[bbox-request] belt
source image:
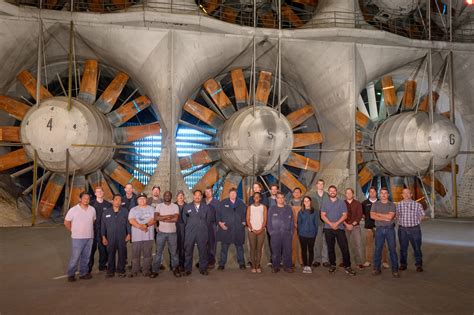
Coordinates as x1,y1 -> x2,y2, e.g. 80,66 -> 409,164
399,225 -> 420,228
376,224 -> 395,228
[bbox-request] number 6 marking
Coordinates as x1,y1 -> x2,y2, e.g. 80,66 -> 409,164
449,134 -> 455,145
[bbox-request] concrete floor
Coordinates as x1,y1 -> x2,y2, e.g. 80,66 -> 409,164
1,219 -> 473,314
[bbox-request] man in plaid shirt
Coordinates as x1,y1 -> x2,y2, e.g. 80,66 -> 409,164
396,188 -> 426,272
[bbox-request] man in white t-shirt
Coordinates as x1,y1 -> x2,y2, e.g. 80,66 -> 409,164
128,193 -> 156,277
150,191 -> 180,278
64,192 -> 96,282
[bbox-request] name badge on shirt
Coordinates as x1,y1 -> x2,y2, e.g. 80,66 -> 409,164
273,213 -> 278,216
106,214 -> 111,218
187,209 -> 192,213
225,205 -> 229,208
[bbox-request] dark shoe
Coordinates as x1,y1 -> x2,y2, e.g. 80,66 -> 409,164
372,269 -> 381,276
143,272 -> 151,277
344,267 -> 356,276
322,262 -> 330,268
178,266 -> 185,273
118,273 -> 127,278
207,264 -> 215,270
79,273 -> 92,280
105,273 -> 115,278
284,268 -> 294,273
173,268 -> 181,277
217,266 -> 225,271
312,262 -> 321,268
200,270 -> 209,276
160,264 -> 166,271
239,265 -> 246,270
128,272 -> 138,278
67,276 -> 76,282
328,266 -> 336,273
392,272 -> 401,278
338,262 -> 344,268
149,272 -> 159,278
399,265 -> 407,271
416,266 -> 424,272
99,266 -> 107,272
357,264 -> 365,269
271,268 -> 280,273
184,271 -> 192,276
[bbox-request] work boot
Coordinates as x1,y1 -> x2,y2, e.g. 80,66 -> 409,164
149,272 -> 159,278
79,274 -> 92,280
173,268 -> 181,277
312,262 -> 321,268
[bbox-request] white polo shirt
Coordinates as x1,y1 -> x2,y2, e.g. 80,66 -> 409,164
65,204 -> 96,239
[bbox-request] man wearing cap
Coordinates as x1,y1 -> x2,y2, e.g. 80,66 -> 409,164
101,194 -> 130,278
216,188 -> 247,270
64,192 -> 96,282
204,186 -> 219,269
183,189 -> 211,276
151,191 -> 181,278
128,192 -> 156,277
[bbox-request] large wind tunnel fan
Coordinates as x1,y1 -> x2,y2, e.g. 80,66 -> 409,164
0,60 -> 161,220
9,0 -> 140,12
356,64 -> 461,210
197,0 -> 318,29
177,67 -> 323,200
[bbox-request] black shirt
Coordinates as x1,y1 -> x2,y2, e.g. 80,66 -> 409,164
361,199 -> 377,229
122,194 -> 137,211
90,199 -> 112,238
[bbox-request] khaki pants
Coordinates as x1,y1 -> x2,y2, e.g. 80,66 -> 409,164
346,225 -> 363,265
292,231 -> 303,266
365,228 -> 387,264
248,230 -> 266,268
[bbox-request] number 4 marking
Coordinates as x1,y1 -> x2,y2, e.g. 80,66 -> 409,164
47,118 -> 53,131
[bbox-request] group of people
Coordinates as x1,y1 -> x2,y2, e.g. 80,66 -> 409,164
64,179 -> 426,282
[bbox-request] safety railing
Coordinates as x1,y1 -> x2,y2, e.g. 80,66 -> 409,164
5,0 -> 474,43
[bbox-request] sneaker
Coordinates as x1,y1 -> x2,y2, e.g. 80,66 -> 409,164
251,268 -> 257,273
67,276 -> 76,282
267,262 -> 273,267
382,262 -> 389,269
344,267 -> 356,276
328,266 -> 336,273
79,274 -> 92,280
322,262 -> 330,268
416,266 -> 424,272
256,266 -> 262,273
392,272 -> 400,278
173,268 -> 182,277
363,261 -> 371,267
307,267 -> 313,274
312,262 -> 321,268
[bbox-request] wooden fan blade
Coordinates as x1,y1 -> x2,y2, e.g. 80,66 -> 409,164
0,96 -> 30,120
418,92 -> 439,112
95,72 -> 129,113
0,126 -> 20,142
275,167 -> 307,195
255,71 -> 272,106
103,160 -> 145,193
183,99 -> 224,129
107,95 -> 152,127
389,176 -> 404,202
293,132 -> 323,148
421,175 -> 446,197
286,105 -> 314,129
203,79 -> 235,119
17,70 -> 53,101
114,122 -> 160,143
358,162 -> 381,187
0,148 -> 31,172
402,80 -> 417,110
231,68 -> 248,109
220,173 -> 242,200
78,60 -> 98,105
281,4 -> 304,28
38,173 -> 66,218
285,152 -> 320,172
87,170 -> 114,201
193,162 -> 229,192
179,150 -> 220,170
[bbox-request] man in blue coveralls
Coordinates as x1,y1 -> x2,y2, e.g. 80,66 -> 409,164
204,186 -> 219,269
267,191 -> 294,273
101,194 -> 131,278
217,188 -> 247,270
183,189 -> 211,276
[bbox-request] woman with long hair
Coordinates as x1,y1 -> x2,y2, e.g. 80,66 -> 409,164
246,192 -> 267,273
297,196 -> 318,273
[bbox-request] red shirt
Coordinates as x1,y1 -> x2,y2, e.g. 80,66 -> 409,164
344,199 -> 363,225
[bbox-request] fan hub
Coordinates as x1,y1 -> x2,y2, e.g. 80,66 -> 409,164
20,97 -> 114,174
218,106 -> 293,176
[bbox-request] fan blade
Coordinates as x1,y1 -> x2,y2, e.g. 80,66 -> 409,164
421,175 -> 446,197
389,176 -> 404,202
193,162 -> 229,192
114,122 -> 160,144
87,170 -> 114,201
440,111 -> 451,119
78,60 -> 98,105
201,0 -> 221,14
111,0 -> 133,9
402,80 -> 417,110
0,126 -> 20,142
358,162 -> 381,187
222,7 -> 239,23
69,175 -> 87,208
95,72 -> 129,113
285,152 -> 320,172
255,71 -> 272,106
0,96 -> 30,120
292,0 -> 316,5
179,150 -> 220,170
366,82 -> 379,120
381,76 -> 397,114
286,105 -> 314,129
0,148 -> 31,172
38,173 -> 66,218
203,79 -> 235,119
17,70 -> 53,101
293,132 -> 323,148
440,163 -> 458,173
183,99 -> 224,129
356,111 -> 376,131
103,160 -> 145,193
231,68 -> 249,109
281,4 -> 304,28
259,11 -> 276,28
106,95 -> 152,127
220,173 -> 242,200
418,91 -> 439,112
275,167 -> 307,195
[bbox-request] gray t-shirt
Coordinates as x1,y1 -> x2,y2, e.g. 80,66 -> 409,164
321,198 -> 347,230
372,201 -> 396,227
128,205 -> 155,242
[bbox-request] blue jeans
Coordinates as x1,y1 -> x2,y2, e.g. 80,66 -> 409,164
152,232 -> 179,272
67,238 -> 93,277
398,225 -> 423,267
374,225 -> 398,272
219,243 -> 245,267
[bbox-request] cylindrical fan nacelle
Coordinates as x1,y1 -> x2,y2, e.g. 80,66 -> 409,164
374,112 -> 461,176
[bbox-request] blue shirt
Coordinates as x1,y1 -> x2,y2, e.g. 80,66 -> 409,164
321,198 -> 347,230
297,209 -> 318,238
